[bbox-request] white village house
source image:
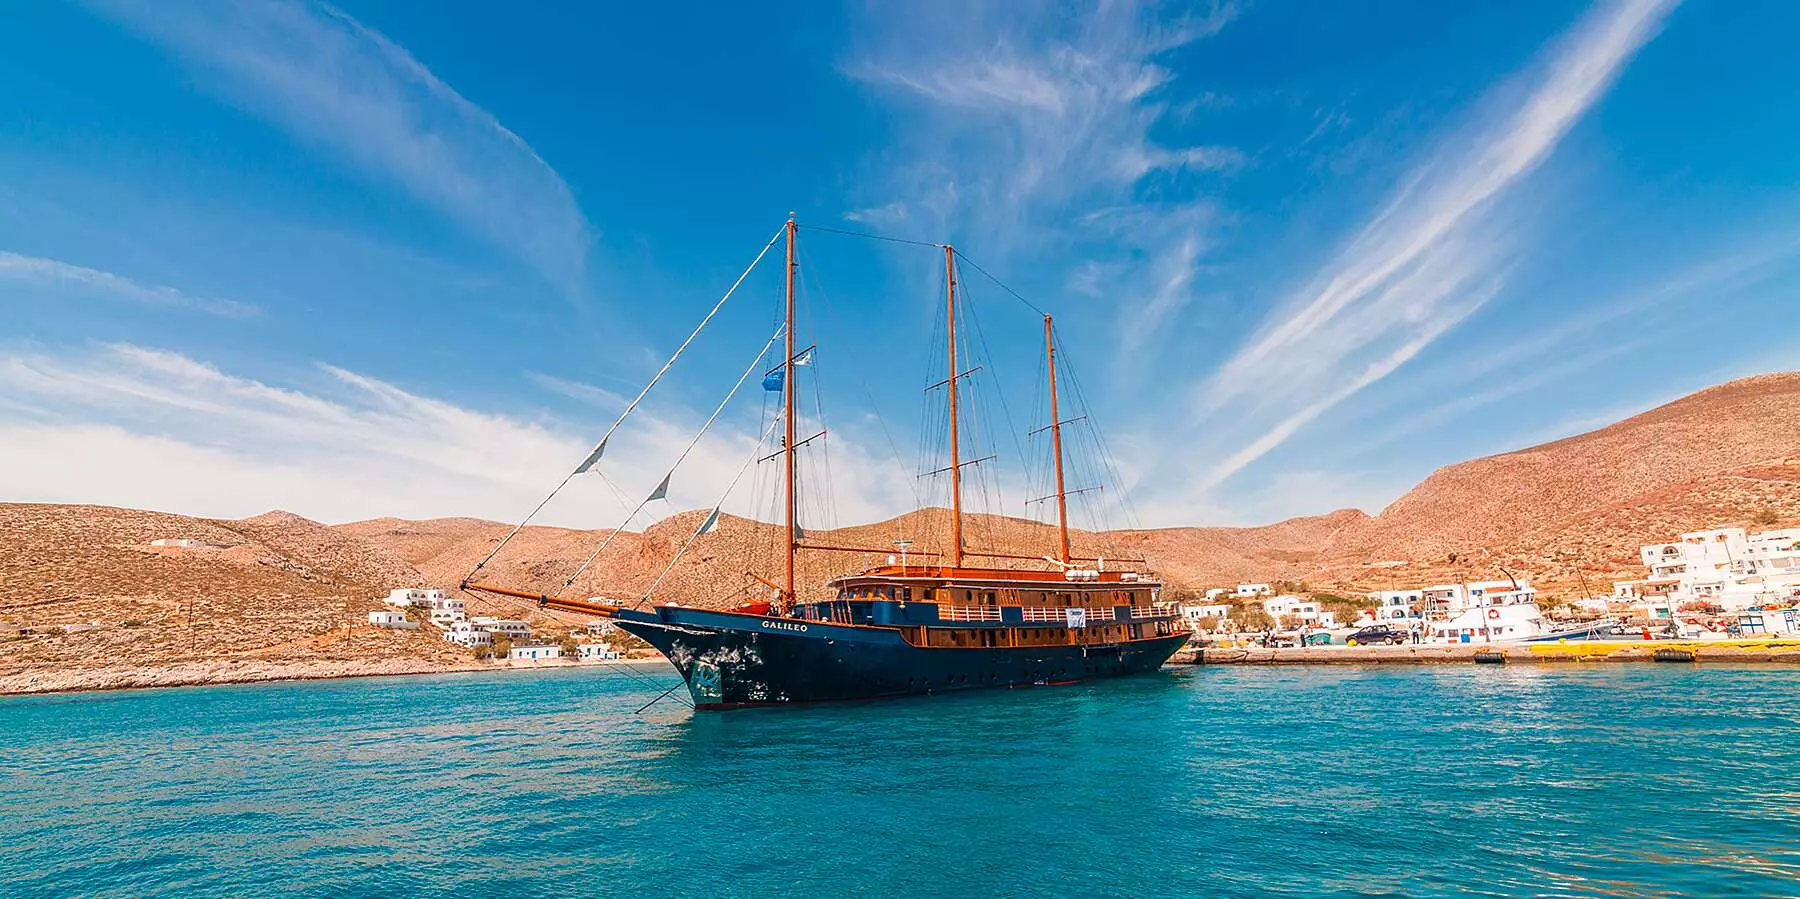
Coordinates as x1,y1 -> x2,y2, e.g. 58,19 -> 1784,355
509,644 -> 562,662
1235,583 -> 1272,598
1615,527 -> 1800,611
470,617 -> 532,641
368,610 -> 418,630
1364,589 -> 1425,625
427,592 -> 465,626
1261,595 -> 1337,627
1179,603 -> 1233,632
442,621 -> 491,647
384,588 -> 427,608
577,643 -> 622,661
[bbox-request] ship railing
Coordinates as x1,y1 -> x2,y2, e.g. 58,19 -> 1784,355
940,605 -> 1003,622
1020,607 -> 1064,622
1131,604 -> 1180,619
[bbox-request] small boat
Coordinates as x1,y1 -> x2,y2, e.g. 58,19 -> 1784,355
1428,600 -> 1614,644
465,217 -> 1186,708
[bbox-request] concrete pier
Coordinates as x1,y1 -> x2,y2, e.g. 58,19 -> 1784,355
1171,639 -> 1800,665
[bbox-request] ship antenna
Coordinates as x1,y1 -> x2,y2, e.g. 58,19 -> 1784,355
944,244 -> 965,569
1045,314 -> 1071,565
784,214 -> 799,608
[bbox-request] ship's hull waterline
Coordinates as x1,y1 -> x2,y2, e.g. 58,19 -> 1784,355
614,609 -> 1190,709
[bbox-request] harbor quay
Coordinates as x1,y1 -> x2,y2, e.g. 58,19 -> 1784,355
1173,639 -> 1800,665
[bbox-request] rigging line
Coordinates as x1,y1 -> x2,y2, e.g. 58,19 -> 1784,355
593,470 -> 639,518
1053,322 -> 1145,530
466,221 -> 787,581
795,254 -> 838,533
444,590 -> 677,692
635,681 -> 687,714
634,413 -> 784,609
563,324 -> 787,590
798,223 -> 943,249
952,248 -> 1047,317
960,275 -> 1030,514
796,241 -> 924,511
582,651 -> 691,703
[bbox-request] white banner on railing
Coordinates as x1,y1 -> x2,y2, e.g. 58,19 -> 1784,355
1066,608 -> 1087,629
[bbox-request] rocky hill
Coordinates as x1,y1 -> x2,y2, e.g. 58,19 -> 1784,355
0,504 -> 475,692
1313,373 -> 1800,592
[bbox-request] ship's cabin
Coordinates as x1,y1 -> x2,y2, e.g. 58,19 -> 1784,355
784,564 -> 1182,646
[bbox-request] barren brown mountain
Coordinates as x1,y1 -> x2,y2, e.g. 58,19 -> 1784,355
1313,372 -> 1800,592
6,371 -> 1799,693
0,504 -> 479,693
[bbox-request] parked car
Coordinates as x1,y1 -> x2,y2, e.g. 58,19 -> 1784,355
1345,625 -> 1409,646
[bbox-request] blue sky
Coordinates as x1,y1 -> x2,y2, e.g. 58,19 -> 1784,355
3,0 -> 1798,531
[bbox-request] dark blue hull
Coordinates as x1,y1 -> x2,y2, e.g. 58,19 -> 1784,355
613,608 -> 1189,709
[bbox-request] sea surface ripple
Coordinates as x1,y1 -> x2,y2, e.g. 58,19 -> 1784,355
4,664 -> 1799,897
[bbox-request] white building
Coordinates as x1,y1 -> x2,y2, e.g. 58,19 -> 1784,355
1620,527 -> 1800,611
1235,584 -> 1272,598
470,617 -> 531,641
368,610 -> 418,629
1179,604 -> 1233,632
442,621 -> 491,647
1261,595 -> 1337,627
1419,580 -> 1537,615
1365,589 -> 1425,624
1738,607 -> 1800,636
509,644 -> 562,661
1203,588 -> 1229,601
427,592 -> 465,626
577,643 -> 621,660
385,588 -> 424,607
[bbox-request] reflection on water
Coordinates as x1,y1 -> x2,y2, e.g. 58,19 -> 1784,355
4,664 -> 1799,896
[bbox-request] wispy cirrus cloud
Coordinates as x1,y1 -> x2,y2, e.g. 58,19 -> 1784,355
1184,0 -> 1681,493
86,0 -> 592,296
527,372 -> 628,411
0,251 -> 257,318
847,0 -> 1239,347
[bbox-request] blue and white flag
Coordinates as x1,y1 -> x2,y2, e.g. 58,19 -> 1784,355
793,347 -> 814,366
647,473 -> 671,502
696,507 -> 721,536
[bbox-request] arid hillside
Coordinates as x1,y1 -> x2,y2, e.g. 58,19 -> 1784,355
339,504 -> 1372,614
1313,373 -> 1800,593
0,504 -> 475,688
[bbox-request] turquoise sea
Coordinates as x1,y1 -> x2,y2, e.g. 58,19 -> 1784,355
4,663 -> 1799,897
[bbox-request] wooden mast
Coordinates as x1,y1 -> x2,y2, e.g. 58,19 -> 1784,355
944,244 -> 964,569
1044,314 -> 1071,565
784,215 -> 798,605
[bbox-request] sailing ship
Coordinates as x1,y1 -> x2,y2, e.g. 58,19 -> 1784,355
465,217 -> 1188,708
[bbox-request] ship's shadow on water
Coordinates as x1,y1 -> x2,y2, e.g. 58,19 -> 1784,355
5,664 -> 1800,898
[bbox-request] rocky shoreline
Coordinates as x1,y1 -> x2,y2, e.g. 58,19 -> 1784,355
0,656 -> 672,697
1174,639 -> 1800,665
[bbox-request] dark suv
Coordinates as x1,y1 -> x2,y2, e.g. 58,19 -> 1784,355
1346,625 -> 1409,646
